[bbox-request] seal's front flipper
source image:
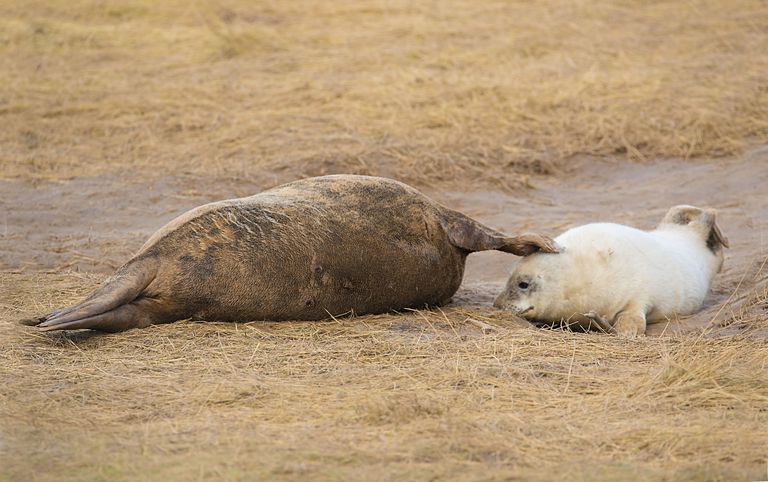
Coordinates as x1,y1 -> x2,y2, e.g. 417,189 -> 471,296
439,209 -> 560,256
613,305 -> 647,338
583,311 -> 615,334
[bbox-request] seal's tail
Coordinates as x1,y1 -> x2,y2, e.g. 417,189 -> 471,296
21,257 -> 160,332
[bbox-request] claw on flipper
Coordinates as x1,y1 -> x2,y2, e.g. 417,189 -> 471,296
583,311 -> 615,334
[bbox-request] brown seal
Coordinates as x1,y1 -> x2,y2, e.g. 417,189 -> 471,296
24,175 -> 557,332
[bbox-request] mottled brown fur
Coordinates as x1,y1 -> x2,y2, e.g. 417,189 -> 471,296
24,175 -> 556,332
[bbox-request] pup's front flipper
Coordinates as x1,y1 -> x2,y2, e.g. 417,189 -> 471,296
612,304 -> 647,338
583,311 -> 615,334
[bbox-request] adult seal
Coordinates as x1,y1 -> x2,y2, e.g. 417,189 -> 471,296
25,175 -> 557,332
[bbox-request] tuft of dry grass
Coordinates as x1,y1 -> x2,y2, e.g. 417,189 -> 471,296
2,0 -> 768,189
2,272 -> 767,481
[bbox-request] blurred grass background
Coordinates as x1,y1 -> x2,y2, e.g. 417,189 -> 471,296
2,0 -> 767,188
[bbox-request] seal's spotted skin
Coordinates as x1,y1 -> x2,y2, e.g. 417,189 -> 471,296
24,175 -> 557,332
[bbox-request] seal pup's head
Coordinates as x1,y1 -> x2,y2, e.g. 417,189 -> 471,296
492,237 -> 565,319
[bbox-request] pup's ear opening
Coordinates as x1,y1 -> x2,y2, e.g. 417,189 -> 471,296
499,233 -> 562,256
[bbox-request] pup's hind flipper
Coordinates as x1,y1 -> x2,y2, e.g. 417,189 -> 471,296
660,205 -> 729,252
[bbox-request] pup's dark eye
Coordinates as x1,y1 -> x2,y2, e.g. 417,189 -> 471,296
518,281 -> 529,290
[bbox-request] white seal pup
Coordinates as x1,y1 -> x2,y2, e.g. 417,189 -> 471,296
493,205 -> 729,336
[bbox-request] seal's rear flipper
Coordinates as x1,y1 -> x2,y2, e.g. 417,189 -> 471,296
22,257 -> 158,332
496,233 -> 561,256
705,211 -> 729,251
439,209 -> 560,256
659,205 -> 729,252
37,298 -> 164,333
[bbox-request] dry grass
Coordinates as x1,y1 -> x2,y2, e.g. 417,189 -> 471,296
2,0 -> 768,188
2,272 -> 768,481
3,1 -> 768,480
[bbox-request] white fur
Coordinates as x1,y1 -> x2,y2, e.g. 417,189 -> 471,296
494,206 -> 726,336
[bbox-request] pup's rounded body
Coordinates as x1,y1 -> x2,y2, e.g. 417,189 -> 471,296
494,206 -> 728,336
27,175 -> 555,332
